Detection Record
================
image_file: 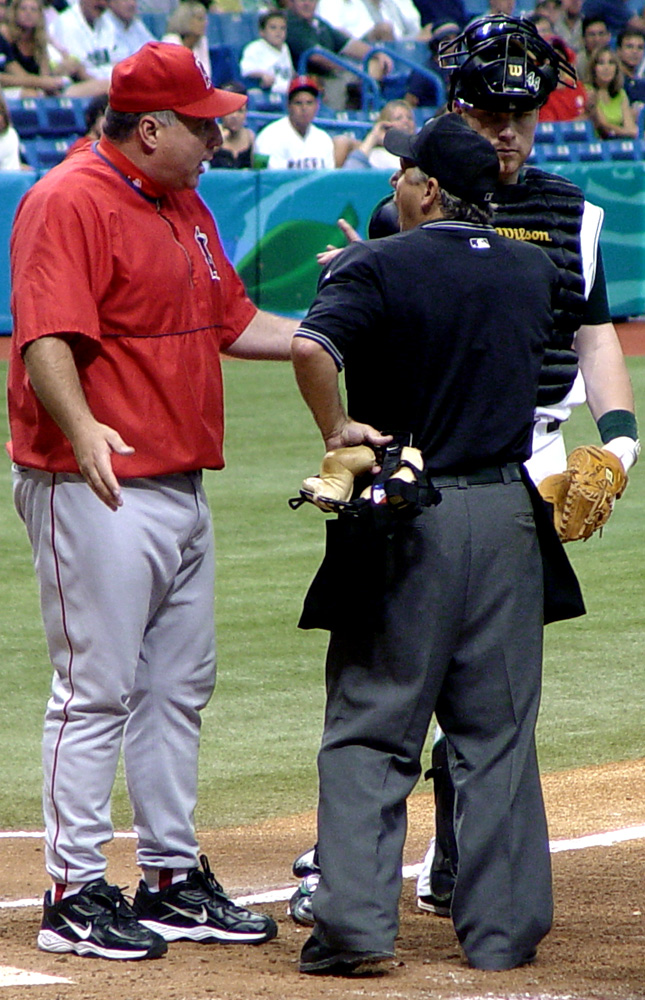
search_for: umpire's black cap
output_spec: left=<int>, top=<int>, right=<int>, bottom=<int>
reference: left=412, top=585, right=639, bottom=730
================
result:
left=383, top=113, right=499, bottom=206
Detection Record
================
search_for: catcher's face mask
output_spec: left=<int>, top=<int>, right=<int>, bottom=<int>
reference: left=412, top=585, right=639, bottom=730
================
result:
left=440, top=15, right=577, bottom=112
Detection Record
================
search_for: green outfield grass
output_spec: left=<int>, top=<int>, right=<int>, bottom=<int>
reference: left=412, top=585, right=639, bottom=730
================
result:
left=0, top=358, right=643, bottom=832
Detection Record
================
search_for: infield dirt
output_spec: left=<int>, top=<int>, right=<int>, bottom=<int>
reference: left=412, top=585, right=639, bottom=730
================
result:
left=1, top=759, right=645, bottom=1000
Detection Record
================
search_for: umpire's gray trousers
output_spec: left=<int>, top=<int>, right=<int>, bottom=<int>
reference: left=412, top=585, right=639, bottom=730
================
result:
left=312, top=478, right=552, bottom=970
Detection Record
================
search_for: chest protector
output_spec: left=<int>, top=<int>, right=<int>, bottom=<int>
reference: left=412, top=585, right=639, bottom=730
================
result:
left=493, top=167, right=586, bottom=406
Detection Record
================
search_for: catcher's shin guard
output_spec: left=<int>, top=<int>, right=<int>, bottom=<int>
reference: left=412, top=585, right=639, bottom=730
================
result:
left=427, top=735, right=458, bottom=898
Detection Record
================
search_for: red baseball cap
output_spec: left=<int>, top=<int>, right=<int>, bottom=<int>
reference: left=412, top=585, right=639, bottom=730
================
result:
left=109, top=42, right=246, bottom=118
left=288, top=75, right=321, bottom=99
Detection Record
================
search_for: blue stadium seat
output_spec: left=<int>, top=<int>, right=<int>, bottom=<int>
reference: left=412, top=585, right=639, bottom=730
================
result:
left=380, top=71, right=413, bottom=101
left=245, top=89, right=286, bottom=113
left=209, top=12, right=257, bottom=57
left=464, top=0, right=489, bottom=15
left=207, top=11, right=223, bottom=46
left=40, top=97, right=87, bottom=137
left=559, top=118, right=595, bottom=143
left=575, top=140, right=607, bottom=162
left=534, top=142, right=576, bottom=163
left=209, top=44, right=242, bottom=86
left=414, top=106, right=437, bottom=126
left=6, top=98, right=43, bottom=139
left=383, top=39, right=428, bottom=65
left=534, top=120, right=559, bottom=143
left=36, top=137, right=75, bottom=168
left=606, top=139, right=639, bottom=160
left=140, top=11, right=167, bottom=38
left=21, top=137, right=74, bottom=170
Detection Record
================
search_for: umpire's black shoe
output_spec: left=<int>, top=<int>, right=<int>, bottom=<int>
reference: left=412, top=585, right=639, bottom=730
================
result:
left=299, top=935, right=393, bottom=976
left=132, top=855, right=278, bottom=944
left=37, top=879, right=168, bottom=960
left=417, top=889, right=452, bottom=917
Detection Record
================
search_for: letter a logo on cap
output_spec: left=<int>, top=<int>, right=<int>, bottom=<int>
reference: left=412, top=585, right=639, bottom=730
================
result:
left=193, top=53, right=212, bottom=89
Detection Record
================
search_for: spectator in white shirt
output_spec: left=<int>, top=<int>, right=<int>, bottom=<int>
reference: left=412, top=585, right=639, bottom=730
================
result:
left=240, top=9, right=294, bottom=97
left=254, top=74, right=336, bottom=168
left=50, top=0, right=117, bottom=81
left=105, top=0, right=154, bottom=61
left=162, top=1, right=210, bottom=78
left=317, top=0, right=432, bottom=42
left=0, top=89, right=22, bottom=169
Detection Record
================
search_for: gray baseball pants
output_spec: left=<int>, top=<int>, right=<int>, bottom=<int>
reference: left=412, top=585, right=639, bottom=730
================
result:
left=311, top=478, right=552, bottom=970
left=13, top=467, right=215, bottom=884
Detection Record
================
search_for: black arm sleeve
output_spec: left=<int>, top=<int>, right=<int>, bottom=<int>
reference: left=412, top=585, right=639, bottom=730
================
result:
left=582, top=244, right=611, bottom=326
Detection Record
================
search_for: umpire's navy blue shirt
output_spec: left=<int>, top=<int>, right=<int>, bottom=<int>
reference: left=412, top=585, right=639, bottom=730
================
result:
left=297, top=220, right=559, bottom=473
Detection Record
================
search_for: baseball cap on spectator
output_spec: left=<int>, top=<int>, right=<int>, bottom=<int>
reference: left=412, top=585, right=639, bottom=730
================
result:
left=429, top=20, right=460, bottom=52
left=288, top=75, right=321, bottom=99
left=383, top=112, right=499, bottom=205
left=109, top=42, right=246, bottom=118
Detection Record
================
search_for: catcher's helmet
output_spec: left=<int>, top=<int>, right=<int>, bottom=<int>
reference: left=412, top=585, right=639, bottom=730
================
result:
left=439, top=15, right=576, bottom=112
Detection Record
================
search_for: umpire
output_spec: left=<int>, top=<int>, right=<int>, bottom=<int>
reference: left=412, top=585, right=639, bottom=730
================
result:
left=291, top=113, right=577, bottom=975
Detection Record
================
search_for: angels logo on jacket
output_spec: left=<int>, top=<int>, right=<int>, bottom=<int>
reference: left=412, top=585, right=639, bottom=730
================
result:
left=194, top=227, right=220, bottom=280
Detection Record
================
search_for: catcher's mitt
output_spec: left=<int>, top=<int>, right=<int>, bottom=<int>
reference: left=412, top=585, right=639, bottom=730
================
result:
left=538, top=445, right=627, bottom=542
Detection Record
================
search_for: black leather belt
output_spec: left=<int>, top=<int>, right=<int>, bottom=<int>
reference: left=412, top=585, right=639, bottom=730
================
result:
left=429, top=463, right=523, bottom=489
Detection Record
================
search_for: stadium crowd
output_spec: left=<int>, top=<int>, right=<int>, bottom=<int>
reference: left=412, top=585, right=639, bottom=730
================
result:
left=1, top=0, right=645, bottom=170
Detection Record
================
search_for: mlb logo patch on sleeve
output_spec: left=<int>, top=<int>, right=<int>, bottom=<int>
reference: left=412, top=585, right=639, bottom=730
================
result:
left=470, top=237, right=491, bottom=250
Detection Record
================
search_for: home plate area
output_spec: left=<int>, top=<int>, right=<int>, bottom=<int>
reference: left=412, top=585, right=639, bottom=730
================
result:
left=1, top=761, right=644, bottom=1000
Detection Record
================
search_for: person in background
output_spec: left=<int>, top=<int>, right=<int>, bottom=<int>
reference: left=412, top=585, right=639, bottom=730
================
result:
left=525, top=10, right=552, bottom=38
left=0, top=88, right=22, bottom=168
left=341, top=98, right=415, bottom=168
left=64, top=90, right=108, bottom=155
left=285, top=0, right=393, bottom=111
left=210, top=80, right=255, bottom=167
left=254, top=73, right=336, bottom=168
left=1, top=0, right=106, bottom=95
left=316, top=0, right=432, bottom=43
left=539, top=36, right=589, bottom=120
left=405, top=19, right=460, bottom=108
left=162, top=1, right=211, bottom=78
left=106, top=0, right=154, bottom=61
left=474, top=0, right=516, bottom=20
left=552, top=0, right=583, bottom=55
left=585, top=44, right=638, bottom=138
left=49, top=0, right=116, bottom=88
left=580, top=0, right=645, bottom=39
left=616, top=27, right=645, bottom=112
left=239, top=8, right=294, bottom=98
left=412, top=0, right=468, bottom=29
left=533, top=0, right=561, bottom=29
left=576, top=15, right=610, bottom=82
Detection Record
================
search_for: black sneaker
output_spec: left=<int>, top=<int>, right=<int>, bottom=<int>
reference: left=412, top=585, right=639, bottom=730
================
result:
left=287, top=872, right=319, bottom=926
left=37, top=879, right=168, bottom=960
left=299, top=934, right=393, bottom=976
left=417, top=890, right=452, bottom=917
left=133, top=855, right=278, bottom=944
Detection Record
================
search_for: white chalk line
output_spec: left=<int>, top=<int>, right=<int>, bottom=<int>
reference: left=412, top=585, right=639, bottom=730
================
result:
left=1, top=824, right=644, bottom=910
